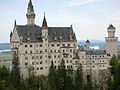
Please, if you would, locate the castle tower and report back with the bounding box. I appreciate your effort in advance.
[105,24,118,57]
[85,40,90,50]
[26,0,35,25]
[41,14,49,75]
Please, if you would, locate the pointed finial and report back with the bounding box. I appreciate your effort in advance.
[42,12,48,27]
[14,20,16,26]
[71,24,73,27]
[28,0,34,12]
[44,12,45,17]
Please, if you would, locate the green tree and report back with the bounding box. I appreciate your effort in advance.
[110,55,118,75]
[113,63,120,90]
[74,64,83,90]
[56,59,67,90]
[48,61,57,90]
[66,67,74,90]
[10,52,21,89]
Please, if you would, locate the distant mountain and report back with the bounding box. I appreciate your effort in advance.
[77,40,106,49]
[0,43,11,50]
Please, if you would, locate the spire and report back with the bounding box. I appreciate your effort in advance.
[28,0,34,12]
[107,24,116,29]
[42,13,48,27]
[14,20,16,26]
[86,39,90,43]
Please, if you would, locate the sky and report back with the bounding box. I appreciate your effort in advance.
[0,0,120,43]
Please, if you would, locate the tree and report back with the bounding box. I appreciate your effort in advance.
[113,63,120,90]
[48,61,57,90]
[56,59,67,90]
[66,67,74,90]
[74,64,83,90]
[10,52,21,89]
[110,55,118,75]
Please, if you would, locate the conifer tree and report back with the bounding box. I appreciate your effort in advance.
[48,61,57,90]
[56,59,67,90]
[10,52,21,89]
[110,54,118,75]
[74,64,83,90]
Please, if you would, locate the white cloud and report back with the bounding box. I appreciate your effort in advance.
[68,0,98,7]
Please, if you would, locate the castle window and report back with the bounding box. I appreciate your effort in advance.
[40,51,42,53]
[45,38,47,41]
[40,67,43,70]
[63,50,65,52]
[57,44,60,46]
[58,55,60,58]
[40,44,42,47]
[40,56,42,59]
[40,61,42,64]
[51,50,52,53]
[48,56,51,59]
[45,49,47,52]
[25,63,28,66]
[66,60,69,63]
[32,56,34,59]
[54,55,56,58]
[70,60,72,63]
[25,57,28,60]
[30,51,32,54]
[54,50,56,52]
[68,44,70,47]
[25,51,27,54]
[32,62,34,65]
[70,49,72,52]
[51,44,54,47]
[58,50,60,52]
[25,45,27,47]
[30,45,32,47]
[36,67,39,70]
[55,66,57,69]
[46,61,47,63]
[75,61,78,64]
[70,55,72,58]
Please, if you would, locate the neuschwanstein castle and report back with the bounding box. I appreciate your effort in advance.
[10,0,118,84]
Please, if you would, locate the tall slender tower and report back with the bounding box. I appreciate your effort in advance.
[105,24,118,57]
[26,0,35,25]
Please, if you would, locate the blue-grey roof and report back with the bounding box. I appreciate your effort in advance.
[15,25,76,42]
